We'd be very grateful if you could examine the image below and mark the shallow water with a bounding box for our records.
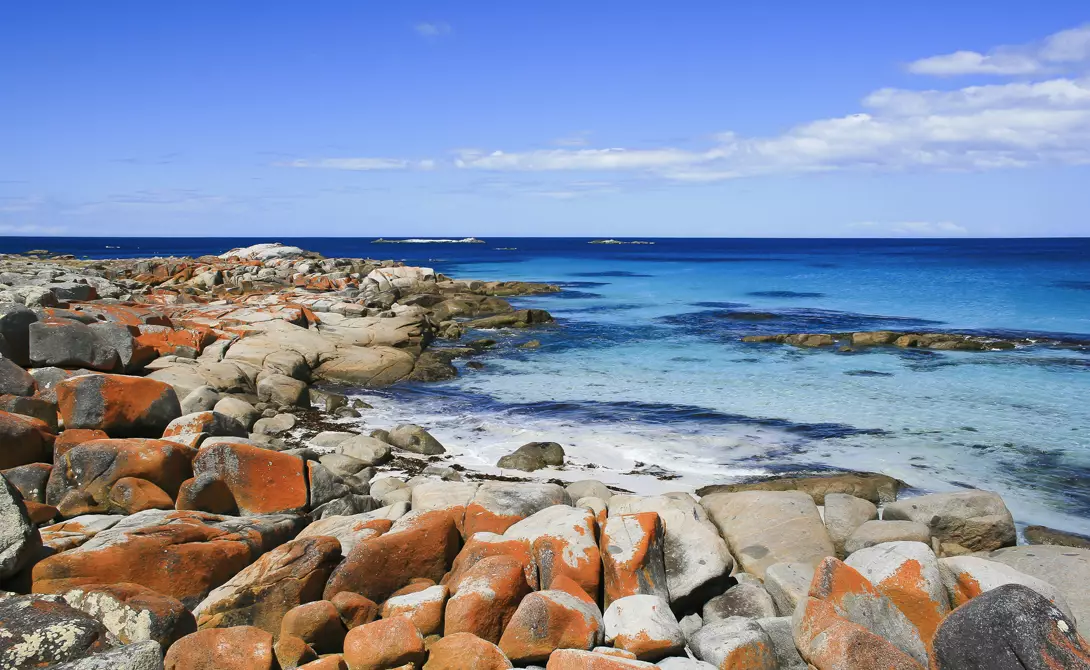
[9,236,1090,533]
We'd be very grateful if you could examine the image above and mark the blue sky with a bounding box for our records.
[1,1,1089,237]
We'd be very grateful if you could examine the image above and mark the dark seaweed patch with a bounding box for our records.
[844,370,894,377]
[571,270,652,278]
[747,291,826,298]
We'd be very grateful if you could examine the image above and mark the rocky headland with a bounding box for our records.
[0,243,1088,669]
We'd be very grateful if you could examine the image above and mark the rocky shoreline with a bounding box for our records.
[1,242,1088,669]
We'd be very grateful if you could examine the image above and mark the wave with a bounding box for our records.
[371,237,486,244]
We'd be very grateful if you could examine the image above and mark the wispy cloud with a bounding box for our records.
[0,222,68,235]
[414,22,452,38]
[907,24,1090,76]
[849,221,969,236]
[281,24,1090,184]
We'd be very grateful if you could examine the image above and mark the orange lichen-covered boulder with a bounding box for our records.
[165,626,278,670]
[45,438,195,517]
[53,428,109,457]
[342,616,426,670]
[504,505,601,601]
[0,410,54,469]
[930,583,1090,670]
[498,590,604,665]
[194,535,342,634]
[381,583,448,637]
[792,557,927,670]
[56,374,182,437]
[600,512,668,608]
[331,591,379,630]
[300,656,348,670]
[463,482,571,537]
[544,649,656,669]
[444,555,532,643]
[323,509,461,603]
[187,441,308,515]
[162,410,248,439]
[136,324,217,356]
[424,633,513,670]
[32,510,293,609]
[281,600,347,654]
[446,531,537,593]
[845,541,951,646]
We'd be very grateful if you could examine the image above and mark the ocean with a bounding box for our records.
[5,236,1089,534]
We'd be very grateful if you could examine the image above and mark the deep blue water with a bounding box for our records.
[6,236,1090,532]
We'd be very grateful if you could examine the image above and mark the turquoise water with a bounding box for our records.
[355,239,1090,535]
[5,237,1088,533]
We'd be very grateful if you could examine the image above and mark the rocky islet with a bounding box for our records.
[0,242,1087,668]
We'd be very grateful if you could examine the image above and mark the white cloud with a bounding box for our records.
[0,222,68,235]
[907,24,1090,76]
[282,24,1090,184]
[414,22,451,37]
[553,131,593,147]
[849,221,968,236]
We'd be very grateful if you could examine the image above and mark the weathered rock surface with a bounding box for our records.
[498,589,604,665]
[504,505,601,600]
[823,493,878,557]
[931,584,1090,670]
[0,474,40,579]
[690,616,778,670]
[63,582,196,649]
[57,374,181,437]
[974,545,1090,638]
[0,595,112,668]
[701,490,834,580]
[602,594,684,661]
[194,535,341,634]
[600,512,669,608]
[882,490,1016,553]
[164,625,277,670]
[465,482,571,536]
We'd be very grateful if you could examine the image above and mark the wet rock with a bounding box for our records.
[845,541,950,645]
[823,493,878,557]
[387,423,445,455]
[424,632,513,670]
[56,374,181,437]
[1024,525,1090,549]
[882,490,1015,553]
[342,616,426,669]
[703,581,777,623]
[0,474,40,579]
[844,520,931,555]
[323,509,461,603]
[498,590,604,665]
[505,505,601,600]
[697,472,901,505]
[690,616,778,670]
[496,442,565,471]
[0,410,54,469]
[465,482,570,536]
[164,626,276,670]
[0,595,111,668]
[931,584,1090,670]
[701,490,834,580]
[603,594,683,661]
[600,512,669,608]
[62,582,196,649]
[445,555,532,644]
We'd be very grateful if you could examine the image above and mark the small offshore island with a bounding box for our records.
[0,241,1087,669]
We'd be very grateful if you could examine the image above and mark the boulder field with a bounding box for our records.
[0,244,1087,669]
